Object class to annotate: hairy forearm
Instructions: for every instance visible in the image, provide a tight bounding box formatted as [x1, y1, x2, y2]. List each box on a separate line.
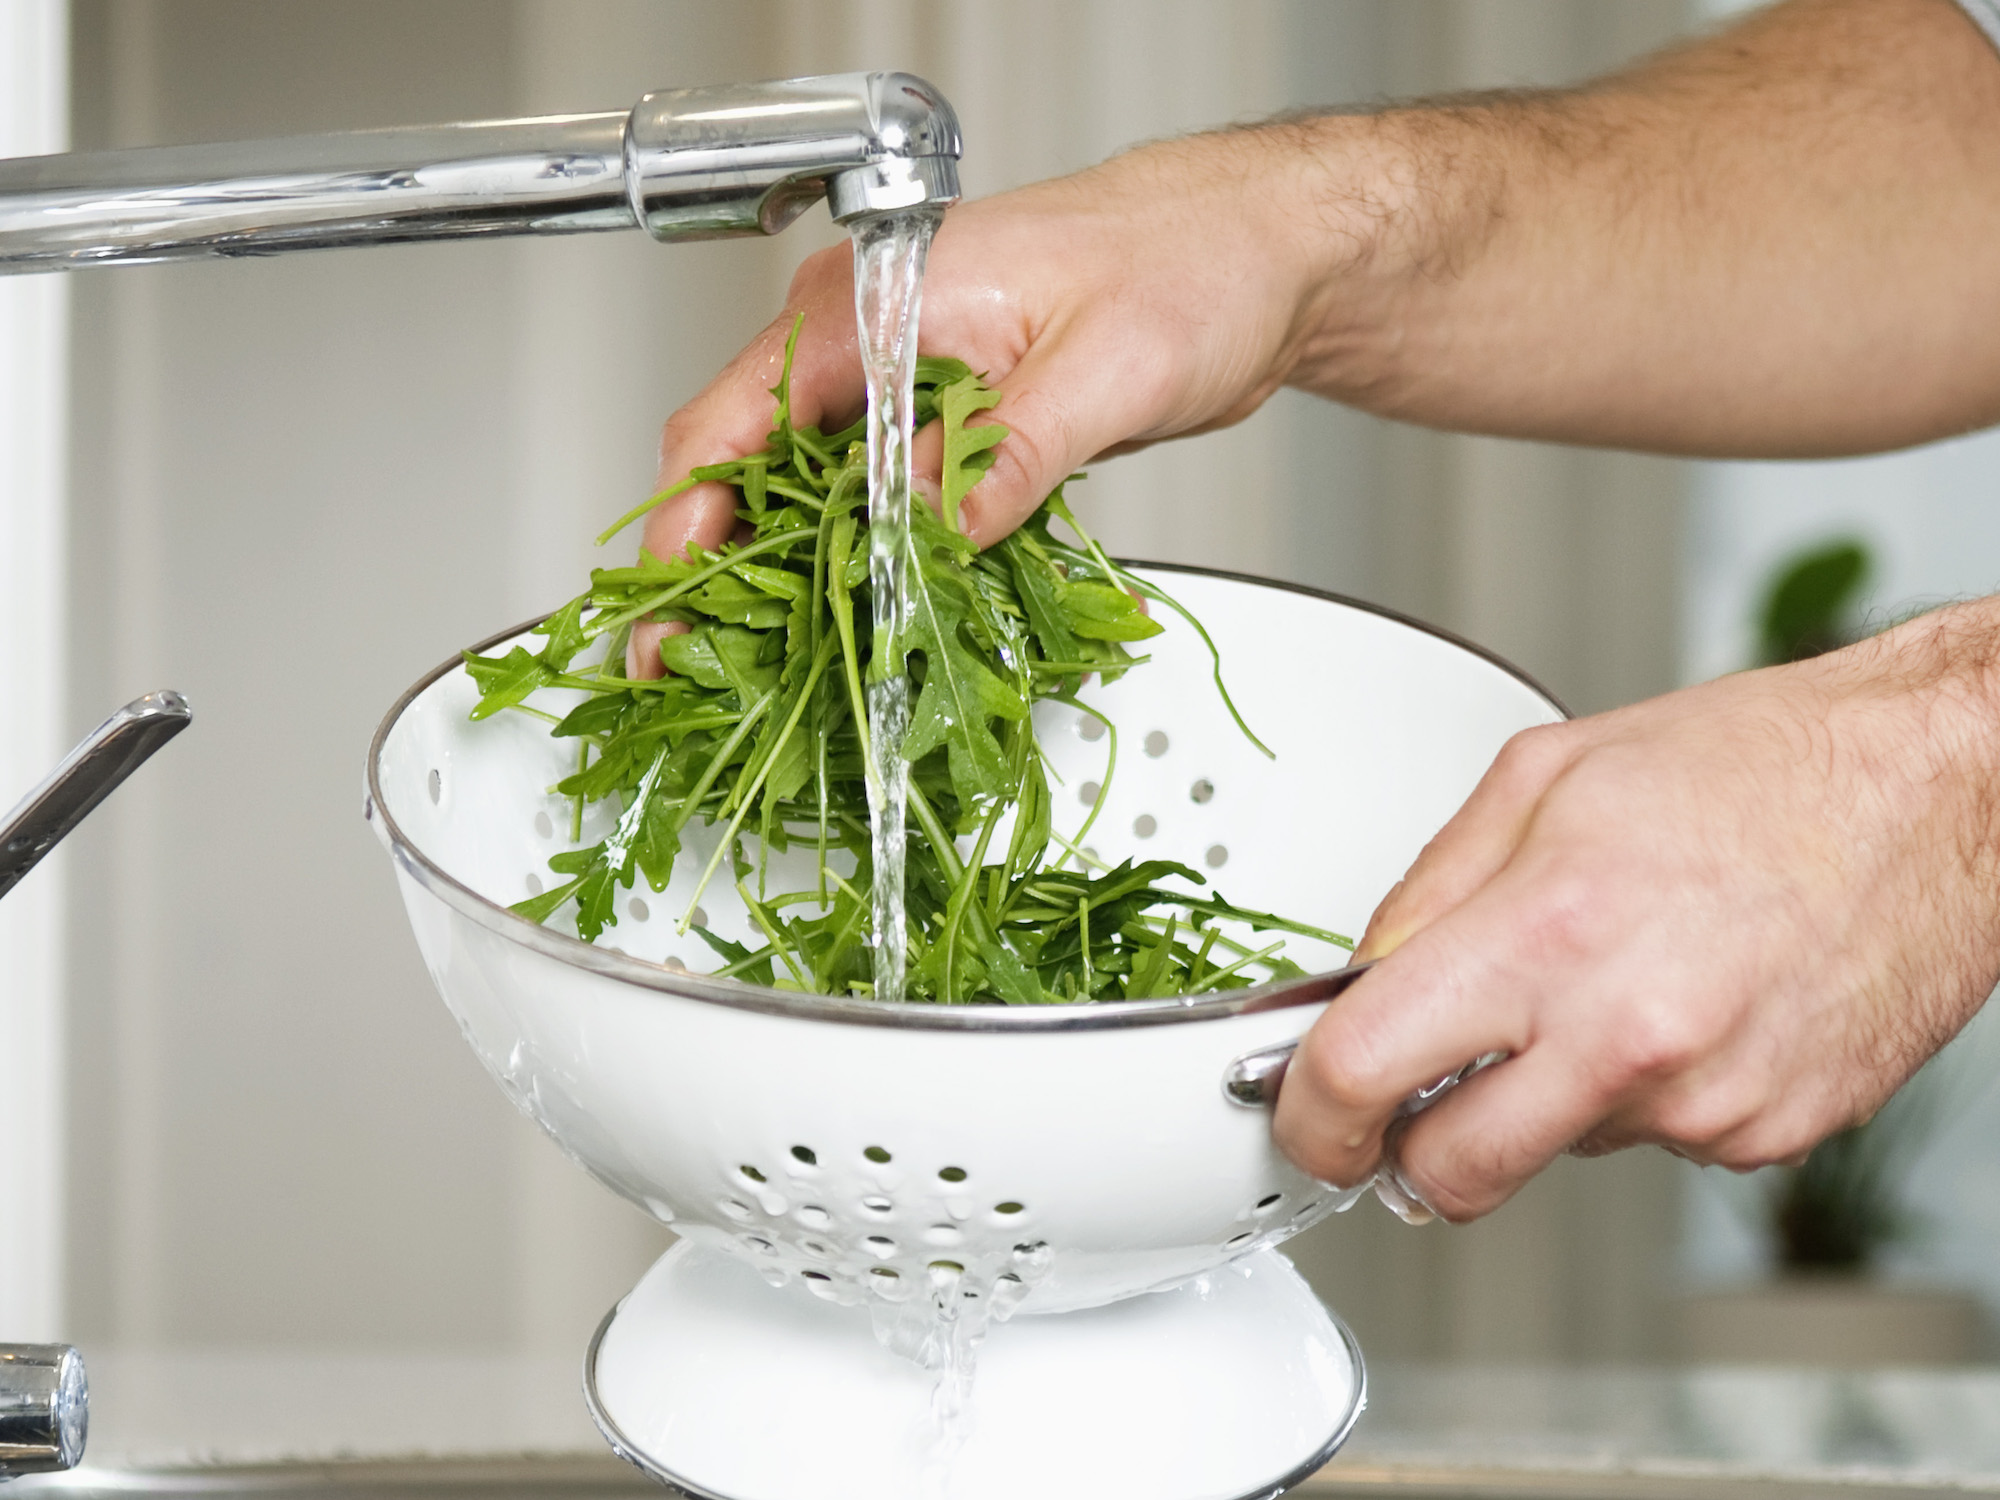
[1277, 0, 2000, 457]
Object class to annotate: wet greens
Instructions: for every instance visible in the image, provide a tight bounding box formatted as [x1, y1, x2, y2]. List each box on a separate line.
[465, 320, 1348, 1001]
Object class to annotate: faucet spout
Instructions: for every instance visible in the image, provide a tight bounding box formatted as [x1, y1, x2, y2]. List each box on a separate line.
[0, 72, 960, 273]
[628, 72, 961, 238]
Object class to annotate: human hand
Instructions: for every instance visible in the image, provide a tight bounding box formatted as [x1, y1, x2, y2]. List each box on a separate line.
[625, 130, 1354, 677]
[1272, 600, 2000, 1221]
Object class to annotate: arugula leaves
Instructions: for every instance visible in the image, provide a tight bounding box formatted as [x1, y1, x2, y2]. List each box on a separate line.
[463, 318, 1347, 1000]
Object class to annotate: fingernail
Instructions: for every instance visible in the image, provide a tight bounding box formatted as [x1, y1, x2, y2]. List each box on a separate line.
[1373, 1167, 1438, 1226]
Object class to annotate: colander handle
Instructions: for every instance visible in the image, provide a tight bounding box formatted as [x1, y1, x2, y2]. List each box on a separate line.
[1219, 959, 1379, 1108]
[1221, 959, 1500, 1111]
[1223, 1039, 1498, 1112]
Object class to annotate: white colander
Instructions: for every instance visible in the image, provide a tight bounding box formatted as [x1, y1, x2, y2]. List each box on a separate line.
[366, 565, 1562, 1321]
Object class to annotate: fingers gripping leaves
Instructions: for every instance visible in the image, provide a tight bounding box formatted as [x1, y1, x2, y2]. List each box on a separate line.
[462, 316, 1344, 1000]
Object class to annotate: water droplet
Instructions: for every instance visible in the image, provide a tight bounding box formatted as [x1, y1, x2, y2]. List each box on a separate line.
[1012, 1241, 1052, 1273]
[644, 1197, 677, 1224]
[761, 1267, 789, 1288]
[990, 1273, 1031, 1321]
[868, 1267, 911, 1302]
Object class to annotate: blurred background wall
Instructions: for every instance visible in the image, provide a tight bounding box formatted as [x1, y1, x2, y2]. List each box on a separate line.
[31, 0, 1983, 1370]
[0, 0, 69, 1345]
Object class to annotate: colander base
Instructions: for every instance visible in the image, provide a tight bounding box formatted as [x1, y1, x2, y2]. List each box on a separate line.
[584, 1240, 1365, 1500]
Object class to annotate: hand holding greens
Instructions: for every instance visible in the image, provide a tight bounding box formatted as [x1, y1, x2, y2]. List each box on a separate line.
[464, 320, 1348, 1002]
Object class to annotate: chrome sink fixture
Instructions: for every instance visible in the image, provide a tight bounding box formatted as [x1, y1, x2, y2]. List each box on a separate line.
[3, 697, 192, 1478]
[0, 1343, 88, 1480]
[0, 73, 960, 270]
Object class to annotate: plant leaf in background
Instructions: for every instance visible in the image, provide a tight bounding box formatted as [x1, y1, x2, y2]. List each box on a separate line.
[1756, 538, 1870, 667]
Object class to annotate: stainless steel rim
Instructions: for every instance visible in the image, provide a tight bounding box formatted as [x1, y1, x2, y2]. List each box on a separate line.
[366, 562, 1566, 1033]
[578, 1277, 1369, 1500]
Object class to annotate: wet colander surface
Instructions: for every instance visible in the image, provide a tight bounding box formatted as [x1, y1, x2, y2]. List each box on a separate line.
[367, 565, 1563, 1316]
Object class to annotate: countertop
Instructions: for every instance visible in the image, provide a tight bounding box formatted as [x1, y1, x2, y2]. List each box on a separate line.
[23, 1353, 2000, 1498]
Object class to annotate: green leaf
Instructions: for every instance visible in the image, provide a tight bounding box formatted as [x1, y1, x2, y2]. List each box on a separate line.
[533, 595, 590, 672]
[688, 573, 792, 628]
[1061, 580, 1165, 642]
[658, 631, 730, 689]
[551, 692, 632, 740]
[938, 373, 1006, 532]
[509, 873, 584, 926]
[899, 509, 1028, 806]
[463, 646, 552, 719]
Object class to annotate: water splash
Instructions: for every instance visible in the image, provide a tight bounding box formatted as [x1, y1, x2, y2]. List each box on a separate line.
[862, 1242, 1056, 1497]
[851, 207, 940, 1004]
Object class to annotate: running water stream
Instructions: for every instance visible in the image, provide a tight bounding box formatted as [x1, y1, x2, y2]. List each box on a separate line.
[852, 207, 993, 1487]
[852, 207, 941, 1004]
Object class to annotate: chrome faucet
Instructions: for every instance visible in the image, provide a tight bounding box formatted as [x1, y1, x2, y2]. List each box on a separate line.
[1, 694, 193, 1479]
[0, 70, 961, 1477]
[0, 71, 961, 271]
